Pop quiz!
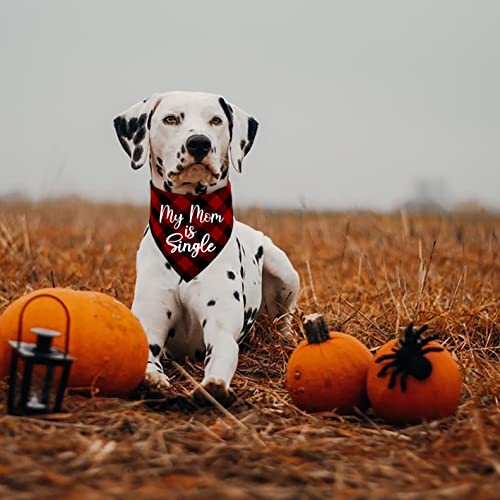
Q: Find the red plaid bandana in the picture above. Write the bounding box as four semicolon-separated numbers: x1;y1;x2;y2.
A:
149;181;234;282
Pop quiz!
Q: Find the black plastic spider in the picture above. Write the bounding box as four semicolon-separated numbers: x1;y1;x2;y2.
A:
375;323;444;392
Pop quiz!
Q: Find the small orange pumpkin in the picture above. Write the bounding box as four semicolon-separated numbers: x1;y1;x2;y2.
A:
0;288;148;395
367;323;462;424
286;313;372;413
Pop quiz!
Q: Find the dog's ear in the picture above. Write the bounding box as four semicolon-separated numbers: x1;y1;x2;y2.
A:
218;97;259;173
113;95;161;170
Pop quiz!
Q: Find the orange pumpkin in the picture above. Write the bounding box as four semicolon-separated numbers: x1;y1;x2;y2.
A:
0;288;148;395
367;323;462;424
286;313;372;413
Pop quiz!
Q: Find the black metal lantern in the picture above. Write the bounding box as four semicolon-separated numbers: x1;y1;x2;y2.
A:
7;294;75;415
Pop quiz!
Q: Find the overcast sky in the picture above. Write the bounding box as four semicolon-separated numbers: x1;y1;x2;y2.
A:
1;0;498;210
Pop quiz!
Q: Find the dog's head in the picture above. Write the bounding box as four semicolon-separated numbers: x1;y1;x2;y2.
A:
113;91;258;194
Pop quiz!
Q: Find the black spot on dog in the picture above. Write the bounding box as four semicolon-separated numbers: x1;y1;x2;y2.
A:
227;270;236;280
177;152;181;159
195;183;207;194
236;238;243;263
240;307;258;339
133;145;143;162
240;140;246;150
233;291;240;302
165;261;172;270
113;117;132;156
138;113;147;128
245;117;259;155
237;159;242;172
131;161;139;170
163;181;172;192
181;145;186;154
149;344;161;357
177;164;182;171
168;328;176;338
220;166;229;180
243;294;247;307
128;117;138;138
255;245;264;263
207;299;216;307
157;157;163;165
156;165;163;176
133;127;146;145
218;97;233;141
166;179;173;186
202;319;207;328
154;361;163;371
180;112;185;120
147;110;153;129
166;310;172;319
204;344;213;366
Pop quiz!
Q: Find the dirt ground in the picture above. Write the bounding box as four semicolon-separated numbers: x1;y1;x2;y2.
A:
0;200;498;499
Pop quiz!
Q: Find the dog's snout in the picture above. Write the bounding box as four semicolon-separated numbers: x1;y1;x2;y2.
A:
186;134;211;161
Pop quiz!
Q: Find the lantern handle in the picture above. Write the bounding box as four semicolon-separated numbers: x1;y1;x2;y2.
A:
17;293;71;356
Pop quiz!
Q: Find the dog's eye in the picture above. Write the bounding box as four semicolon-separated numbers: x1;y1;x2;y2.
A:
163;115;178;125
209;116;223;126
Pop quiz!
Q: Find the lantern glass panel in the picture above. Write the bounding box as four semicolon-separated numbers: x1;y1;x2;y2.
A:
17;361;62;412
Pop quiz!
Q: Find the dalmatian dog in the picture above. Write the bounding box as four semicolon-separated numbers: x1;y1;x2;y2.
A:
113;91;300;406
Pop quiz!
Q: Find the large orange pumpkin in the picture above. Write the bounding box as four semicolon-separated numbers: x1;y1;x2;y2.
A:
286;313;372;413
0;288;148;395
367;323;462;424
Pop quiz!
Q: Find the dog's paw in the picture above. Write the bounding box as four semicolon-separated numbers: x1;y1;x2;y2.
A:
192;378;236;408
138;371;172;398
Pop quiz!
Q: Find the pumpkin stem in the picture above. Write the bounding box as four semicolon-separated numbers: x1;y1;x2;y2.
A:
303;314;330;344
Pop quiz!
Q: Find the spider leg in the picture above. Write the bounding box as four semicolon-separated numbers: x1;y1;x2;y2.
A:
401;324;414;344
404;323;414;336
419;335;439;346
377;360;398;377
420;346;444;355
400;371;409;392
375;353;398;364
416;324;428;336
388;366;404;389
414;330;423;342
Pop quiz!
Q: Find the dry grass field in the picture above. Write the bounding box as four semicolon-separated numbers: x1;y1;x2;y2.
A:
0;200;498;499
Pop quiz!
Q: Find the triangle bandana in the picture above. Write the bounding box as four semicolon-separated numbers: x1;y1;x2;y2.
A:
149;181;234;282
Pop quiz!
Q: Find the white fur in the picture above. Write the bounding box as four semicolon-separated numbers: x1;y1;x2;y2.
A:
114;91;300;404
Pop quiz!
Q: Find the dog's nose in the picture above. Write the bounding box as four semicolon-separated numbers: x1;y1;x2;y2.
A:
186;134;212;162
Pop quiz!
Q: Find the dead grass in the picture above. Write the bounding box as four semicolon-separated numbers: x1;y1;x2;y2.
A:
0;200;498;499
